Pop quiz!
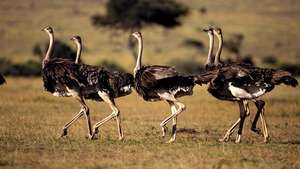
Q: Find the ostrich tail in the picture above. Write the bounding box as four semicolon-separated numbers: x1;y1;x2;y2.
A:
280;76;298;87
272;70;298;87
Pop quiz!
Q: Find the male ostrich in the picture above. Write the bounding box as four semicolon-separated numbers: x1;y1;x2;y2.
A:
196;27;298;143
42;26;133;140
131;32;197;143
0;74;6;85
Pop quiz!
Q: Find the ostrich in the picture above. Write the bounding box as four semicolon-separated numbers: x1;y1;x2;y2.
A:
70;34;134;139
196;27;299;143
0;74;6;85
131;31;197;143
42;26;133;140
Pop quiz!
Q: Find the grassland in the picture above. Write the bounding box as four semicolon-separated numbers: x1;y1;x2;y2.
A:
0;0;300;69
0;0;300;168
0;77;299;169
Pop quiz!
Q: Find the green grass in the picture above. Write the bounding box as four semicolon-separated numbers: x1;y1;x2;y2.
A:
0;77;299;169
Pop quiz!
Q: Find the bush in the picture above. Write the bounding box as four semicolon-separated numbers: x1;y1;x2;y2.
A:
223;33;244;55
33;40;76;61
0;58;41;76
182;38;204;50
262;55;278;65
92;0;189;29
97;60;127;72
168;59;204;75
279;64;300;76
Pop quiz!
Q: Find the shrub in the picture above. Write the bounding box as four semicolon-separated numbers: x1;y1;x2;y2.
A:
168;59;204;75
33;40;76;61
182;38;204;50
262;55;278;65
91;0;189;29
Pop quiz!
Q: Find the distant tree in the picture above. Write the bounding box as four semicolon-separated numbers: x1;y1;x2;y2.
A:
182;38;204;51
223;33;244;61
92;0;189;30
33;40;76;61
91;0;189;59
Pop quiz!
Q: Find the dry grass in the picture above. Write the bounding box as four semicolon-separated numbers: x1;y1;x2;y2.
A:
0;77;299;169
0;0;300;69
0;0;300;168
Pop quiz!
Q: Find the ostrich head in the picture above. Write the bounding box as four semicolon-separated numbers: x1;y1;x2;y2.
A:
41;26;53;35
202;26;214;35
131;31;142;40
70;35;82;44
213;27;222;35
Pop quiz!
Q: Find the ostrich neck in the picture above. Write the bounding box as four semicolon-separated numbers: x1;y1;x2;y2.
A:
75;41;82;64
43;33;54;68
206;34;214;65
134;37;143;76
214;34;223;64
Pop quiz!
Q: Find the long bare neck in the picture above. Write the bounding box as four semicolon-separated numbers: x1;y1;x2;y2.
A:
42;33;54;68
214;34;223;65
134;36;143;76
206;33;214;66
75;41;82;64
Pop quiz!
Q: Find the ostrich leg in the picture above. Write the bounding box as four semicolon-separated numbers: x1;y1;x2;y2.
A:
251;100;265;135
161;101;177;137
219;118;240;142
91;91;123;140
61;96;92;138
219;100;250;142
235;100;249;143
159;93;186;143
259;107;269;143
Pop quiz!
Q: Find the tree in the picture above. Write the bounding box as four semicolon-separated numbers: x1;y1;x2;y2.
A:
91;0;189;30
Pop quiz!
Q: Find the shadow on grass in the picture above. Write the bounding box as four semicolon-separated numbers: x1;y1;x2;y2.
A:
177;128;200;134
275;140;300;145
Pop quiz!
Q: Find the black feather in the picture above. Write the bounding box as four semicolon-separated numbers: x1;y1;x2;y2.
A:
0;74;6;85
135;65;194;101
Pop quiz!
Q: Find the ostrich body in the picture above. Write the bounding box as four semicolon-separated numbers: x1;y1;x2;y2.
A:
70;35;133;100
132;32;196;143
42;27;133;140
196;27;298;143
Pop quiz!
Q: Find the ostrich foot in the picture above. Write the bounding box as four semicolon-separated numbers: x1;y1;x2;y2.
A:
251;127;262;135
235;134;241;144
161;126;168;137
91;128;99;140
61;128;68;137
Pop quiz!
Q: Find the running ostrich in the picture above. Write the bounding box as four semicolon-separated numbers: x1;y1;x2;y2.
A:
70;34;134;139
42;26;133;140
196;27;298;143
0;74;6;85
131;32;197;143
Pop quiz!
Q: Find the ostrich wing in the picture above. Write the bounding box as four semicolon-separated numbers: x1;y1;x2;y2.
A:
140;65;179;87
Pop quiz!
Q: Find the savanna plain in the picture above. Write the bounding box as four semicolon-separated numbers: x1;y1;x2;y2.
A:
0;0;300;168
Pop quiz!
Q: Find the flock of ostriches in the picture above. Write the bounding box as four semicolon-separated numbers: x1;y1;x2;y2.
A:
0;26;298;144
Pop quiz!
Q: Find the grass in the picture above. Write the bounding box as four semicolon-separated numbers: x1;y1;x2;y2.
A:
0;0;300;69
0;77;299;169
0;0;300;168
